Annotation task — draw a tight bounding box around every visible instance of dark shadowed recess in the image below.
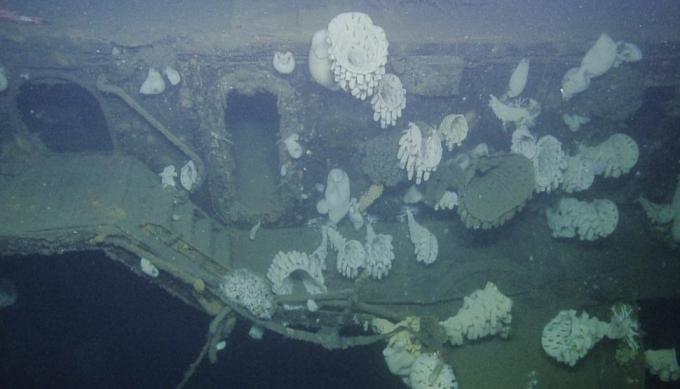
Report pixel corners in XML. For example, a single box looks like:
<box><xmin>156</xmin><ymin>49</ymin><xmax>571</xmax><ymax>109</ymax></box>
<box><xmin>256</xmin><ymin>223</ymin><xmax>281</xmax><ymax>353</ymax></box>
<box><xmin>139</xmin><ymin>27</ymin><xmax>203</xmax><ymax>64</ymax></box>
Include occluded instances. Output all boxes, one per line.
<box><xmin>225</xmin><ymin>91</ymin><xmax>279</xmax><ymax>122</ymax></box>
<box><xmin>16</xmin><ymin>82</ymin><xmax>113</xmax><ymax>152</ymax></box>
<box><xmin>0</xmin><ymin>252</ymin><xmax>400</xmax><ymax>389</ymax></box>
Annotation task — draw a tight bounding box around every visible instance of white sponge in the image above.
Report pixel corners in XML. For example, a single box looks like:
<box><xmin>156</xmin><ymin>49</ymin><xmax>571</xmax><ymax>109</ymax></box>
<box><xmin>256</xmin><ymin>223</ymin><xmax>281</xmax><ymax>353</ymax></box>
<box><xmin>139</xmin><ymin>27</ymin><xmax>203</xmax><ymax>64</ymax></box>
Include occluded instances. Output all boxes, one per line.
<box><xmin>364</xmin><ymin>223</ymin><xmax>395</xmax><ymax>280</ymax></box>
<box><xmin>541</xmin><ymin>310</ymin><xmax>607</xmax><ymax>366</ymax></box>
<box><xmin>546</xmin><ymin>197</ymin><xmax>619</xmax><ymax>241</ymax></box>
<box><xmin>219</xmin><ymin>269</ymin><xmax>275</xmax><ymax>320</ymax></box>
<box><xmin>560</xmin><ymin>154</ymin><xmax>596</xmax><ymax>193</ymax></box>
<box><xmin>409</xmin><ymin>353</ymin><xmax>458</xmax><ymax>389</ymax></box>
<box><xmin>645</xmin><ymin>349</ymin><xmax>680</xmax><ymax>382</ymax></box>
<box><xmin>327</xmin><ymin>228</ymin><xmax>366</xmax><ymax>279</ymax></box>
<box><xmin>542</xmin><ymin>304</ymin><xmax>639</xmax><ymax>366</ymax></box>
<box><xmin>580</xmin><ymin>133</ymin><xmax>639</xmax><ymax>178</ymax></box>
<box><xmin>266</xmin><ymin>251</ymin><xmax>327</xmax><ymax>296</ymax></box>
<box><xmin>440</xmin><ymin>282</ymin><xmax>513</xmax><ymax>346</ymax></box>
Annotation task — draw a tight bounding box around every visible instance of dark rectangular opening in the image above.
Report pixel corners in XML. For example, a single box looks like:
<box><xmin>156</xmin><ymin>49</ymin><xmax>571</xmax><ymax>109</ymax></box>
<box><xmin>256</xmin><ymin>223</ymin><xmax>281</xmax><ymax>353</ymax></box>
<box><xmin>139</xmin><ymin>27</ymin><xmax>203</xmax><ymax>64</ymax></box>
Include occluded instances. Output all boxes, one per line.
<box><xmin>224</xmin><ymin>91</ymin><xmax>281</xmax><ymax>219</ymax></box>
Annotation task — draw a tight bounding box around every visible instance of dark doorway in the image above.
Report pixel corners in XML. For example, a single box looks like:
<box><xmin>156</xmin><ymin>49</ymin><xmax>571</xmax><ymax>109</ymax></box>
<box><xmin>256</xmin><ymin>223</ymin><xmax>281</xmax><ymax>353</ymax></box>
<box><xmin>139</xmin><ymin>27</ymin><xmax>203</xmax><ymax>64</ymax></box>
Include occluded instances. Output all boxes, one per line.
<box><xmin>224</xmin><ymin>91</ymin><xmax>281</xmax><ymax>218</ymax></box>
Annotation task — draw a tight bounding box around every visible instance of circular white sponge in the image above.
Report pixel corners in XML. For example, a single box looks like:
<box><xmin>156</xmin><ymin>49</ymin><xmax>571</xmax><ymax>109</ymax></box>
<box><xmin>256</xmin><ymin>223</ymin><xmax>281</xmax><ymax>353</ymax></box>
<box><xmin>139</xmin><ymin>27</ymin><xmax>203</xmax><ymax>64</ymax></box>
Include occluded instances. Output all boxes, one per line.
<box><xmin>327</xmin><ymin>12</ymin><xmax>388</xmax><ymax>100</ymax></box>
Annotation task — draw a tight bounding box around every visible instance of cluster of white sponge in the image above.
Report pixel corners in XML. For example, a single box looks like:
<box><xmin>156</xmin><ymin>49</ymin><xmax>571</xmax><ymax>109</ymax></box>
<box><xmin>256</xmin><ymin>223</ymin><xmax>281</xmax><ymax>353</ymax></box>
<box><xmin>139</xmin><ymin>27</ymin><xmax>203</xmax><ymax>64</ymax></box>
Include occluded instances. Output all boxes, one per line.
<box><xmin>327</xmin><ymin>228</ymin><xmax>366</xmax><ymax>279</ymax></box>
<box><xmin>509</xmin><ymin>129</ymin><xmax>567</xmax><ymax>194</ymax></box>
<box><xmin>375</xmin><ymin>284</ymin><xmax>511</xmax><ymax>388</ymax></box>
<box><xmin>398</xmin><ymin>122</ymin><xmax>444</xmax><ymax>185</ymax></box>
<box><xmin>547</xmin><ymin>197</ymin><xmax>619</xmax><ymax>241</ymax></box>
<box><xmin>579</xmin><ymin>133</ymin><xmax>639</xmax><ymax>179</ymax></box>
<box><xmin>510</xmin><ymin>129</ymin><xmax>638</xmax><ymax>196</ymax></box>
<box><xmin>560</xmin><ymin>154</ymin><xmax>596</xmax><ymax>193</ymax></box>
<box><xmin>560</xmin><ymin>34</ymin><xmax>641</xmax><ymax>100</ymax></box>
<box><xmin>327</xmin><ymin>224</ymin><xmax>395</xmax><ymax>280</ymax></box>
